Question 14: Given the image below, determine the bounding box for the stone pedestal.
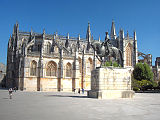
[88,67,135,99]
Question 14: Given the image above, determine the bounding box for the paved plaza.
[0,89,160,120]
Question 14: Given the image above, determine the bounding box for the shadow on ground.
[0,87,8,90]
[45,94,88,98]
[136,90,160,93]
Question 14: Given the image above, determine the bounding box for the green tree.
[132,62,154,91]
[133,62,145,81]
[143,63,153,82]
[133,62,153,82]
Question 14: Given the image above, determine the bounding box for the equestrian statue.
[91,32,123,67]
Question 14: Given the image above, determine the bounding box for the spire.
[53,32,56,40]
[8,35,12,47]
[119,28,124,39]
[56,31,58,37]
[9,35,11,40]
[77,34,80,49]
[91,35,93,41]
[31,27,33,36]
[86,22,91,42]
[98,36,100,42]
[43,28,45,39]
[65,33,69,48]
[127,30,129,39]
[12,22,19,35]
[12,24,16,34]
[110,20,116,39]
[105,31,110,41]
[134,30,137,40]
[86,22,91,50]
[67,33,69,39]
[16,21,19,33]
[43,29,45,35]
[78,34,80,40]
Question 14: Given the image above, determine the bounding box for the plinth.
[88,67,135,99]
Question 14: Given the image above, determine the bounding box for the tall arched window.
[46,42,51,54]
[86,58,93,73]
[54,46,59,53]
[30,60,37,76]
[46,61,57,76]
[66,63,72,77]
[37,44,41,52]
[126,44,132,66]
[78,57,82,73]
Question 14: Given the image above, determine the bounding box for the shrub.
[133,87,140,91]
[104,61,120,67]
[105,61,112,66]
[113,62,119,67]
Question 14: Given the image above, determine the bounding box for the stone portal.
[88,67,135,99]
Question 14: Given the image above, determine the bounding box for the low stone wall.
[88,67,135,99]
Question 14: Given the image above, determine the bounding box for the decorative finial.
[98,36,100,42]
[43,28,45,34]
[67,33,69,39]
[78,34,80,40]
[134,30,137,40]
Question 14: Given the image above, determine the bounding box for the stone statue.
[91,32,123,67]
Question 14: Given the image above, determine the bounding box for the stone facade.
[0,63,6,87]
[6,21,138,91]
[152,57,160,82]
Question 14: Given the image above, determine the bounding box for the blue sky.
[0,0,160,65]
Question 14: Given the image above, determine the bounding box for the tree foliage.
[133,62,153,82]
[132,62,155,91]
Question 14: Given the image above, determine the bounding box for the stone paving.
[0,89,160,120]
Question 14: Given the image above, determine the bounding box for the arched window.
[46,61,57,76]
[86,58,93,73]
[54,46,59,53]
[37,44,41,52]
[78,57,82,73]
[126,44,132,66]
[46,42,51,53]
[66,63,72,77]
[30,60,37,76]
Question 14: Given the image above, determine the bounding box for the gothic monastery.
[6,21,138,91]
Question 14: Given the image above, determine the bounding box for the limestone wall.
[88,67,134,99]
[91,67,131,91]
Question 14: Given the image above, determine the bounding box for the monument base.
[88,90,135,99]
[87,67,135,99]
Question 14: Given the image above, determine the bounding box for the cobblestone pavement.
[0,89,160,120]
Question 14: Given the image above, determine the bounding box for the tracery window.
[37,44,41,51]
[126,44,132,66]
[66,63,72,77]
[46,42,51,53]
[86,58,93,73]
[54,46,59,53]
[78,57,82,73]
[46,61,57,76]
[30,60,37,76]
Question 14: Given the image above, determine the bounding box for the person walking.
[78,88,80,94]
[8,88,13,99]
[73,88,76,94]
[14,87,17,92]
[82,88,84,94]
